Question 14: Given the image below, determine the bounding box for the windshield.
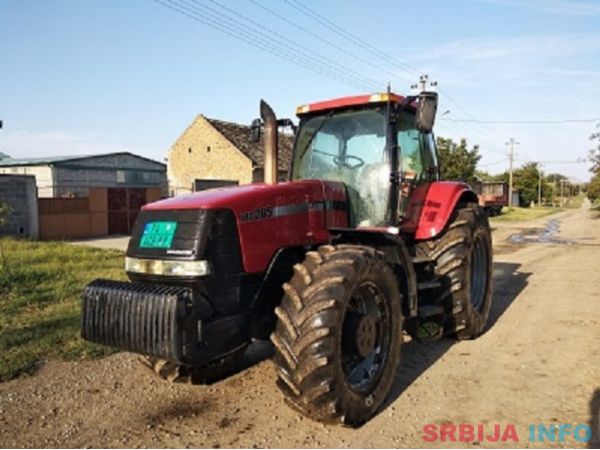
[291,107,389,226]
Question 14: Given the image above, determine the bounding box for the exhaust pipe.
[260,99,278,184]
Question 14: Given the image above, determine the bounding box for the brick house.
[167,115,294,195]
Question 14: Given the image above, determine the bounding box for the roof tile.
[206,117,294,171]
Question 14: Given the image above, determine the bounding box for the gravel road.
[1,203,599,448]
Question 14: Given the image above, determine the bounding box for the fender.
[329,228,418,318]
[413,181,479,240]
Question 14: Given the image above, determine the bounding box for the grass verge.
[490,206,563,222]
[591,199,600,218]
[0,238,126,381]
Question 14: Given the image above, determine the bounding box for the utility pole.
[506,138,519,207]
[411,74,437,93]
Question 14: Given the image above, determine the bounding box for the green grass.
[591,199,600,218]
[0,238,127,381]
[490,206,563,222]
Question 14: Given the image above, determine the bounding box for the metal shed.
[0,151,167,198]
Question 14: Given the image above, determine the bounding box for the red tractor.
[82,91,492,426]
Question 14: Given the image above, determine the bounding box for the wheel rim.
[341,281,391,393]
[469,234,489,312]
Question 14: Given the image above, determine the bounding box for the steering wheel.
[333,154,365,169]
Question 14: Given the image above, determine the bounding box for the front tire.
[271,245,403,426]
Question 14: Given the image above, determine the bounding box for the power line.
[154,0,379,92]
[281,0,419,83]
[247,0,401,83]
[442,117,600,125]
[406,76,507,157]
[478,158,508,167]
[188,0,380,91]
[279,0,512,152]
[201,0,384,90]
[436,113,508,156]
[531,159,588,164]
[437,89,510,146]
[281,0,515,147]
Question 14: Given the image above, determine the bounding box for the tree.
[473,169,495,181]
[587,173,600,202]
[0,201,11,229]
[589,128,600,174]
[494,163,555,207]
[0,201,11,271]
[436,137,481,183]
[518,163,560,206]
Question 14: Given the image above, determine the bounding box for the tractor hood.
[144,180,328,212]
[143,180,349,273]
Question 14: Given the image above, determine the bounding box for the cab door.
[398,127,439,232]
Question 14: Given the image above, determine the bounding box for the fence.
[39,187,161,240]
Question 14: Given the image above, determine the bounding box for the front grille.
[127,209,209,261]
[81,279,197,364]
[126,208,249,316]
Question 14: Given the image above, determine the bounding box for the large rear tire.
[417,202,493,339]
[271,245,403,426]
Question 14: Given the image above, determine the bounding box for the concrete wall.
[167,115,254,196]
[0,174,39,239]
[38,189,109,240]
[38,187,161,240]
[0,165,53,197]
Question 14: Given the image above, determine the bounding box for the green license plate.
[139,221,178,249]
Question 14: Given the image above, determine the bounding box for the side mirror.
[416,91,438,133]
[249,118,262,143]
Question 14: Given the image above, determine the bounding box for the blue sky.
[1,0,599,181]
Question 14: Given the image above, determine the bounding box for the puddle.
[507,219,575,245]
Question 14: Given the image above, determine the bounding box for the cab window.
[420,133,438,181]
[396,111,437,182]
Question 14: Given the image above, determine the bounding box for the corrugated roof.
[0,151,165,168]
[0,154,88,166]
[206,117,294,171]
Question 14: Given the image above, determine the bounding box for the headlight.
[125,257,211,277]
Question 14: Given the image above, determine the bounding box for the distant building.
[167,115,294,195]
[0,152,167,198]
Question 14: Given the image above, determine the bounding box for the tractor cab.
[292,92,439,227]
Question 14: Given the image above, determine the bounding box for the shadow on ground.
[166,261,532,428]
[193,340,274,385]
[590,388,600,449]
[380,261,531,416]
